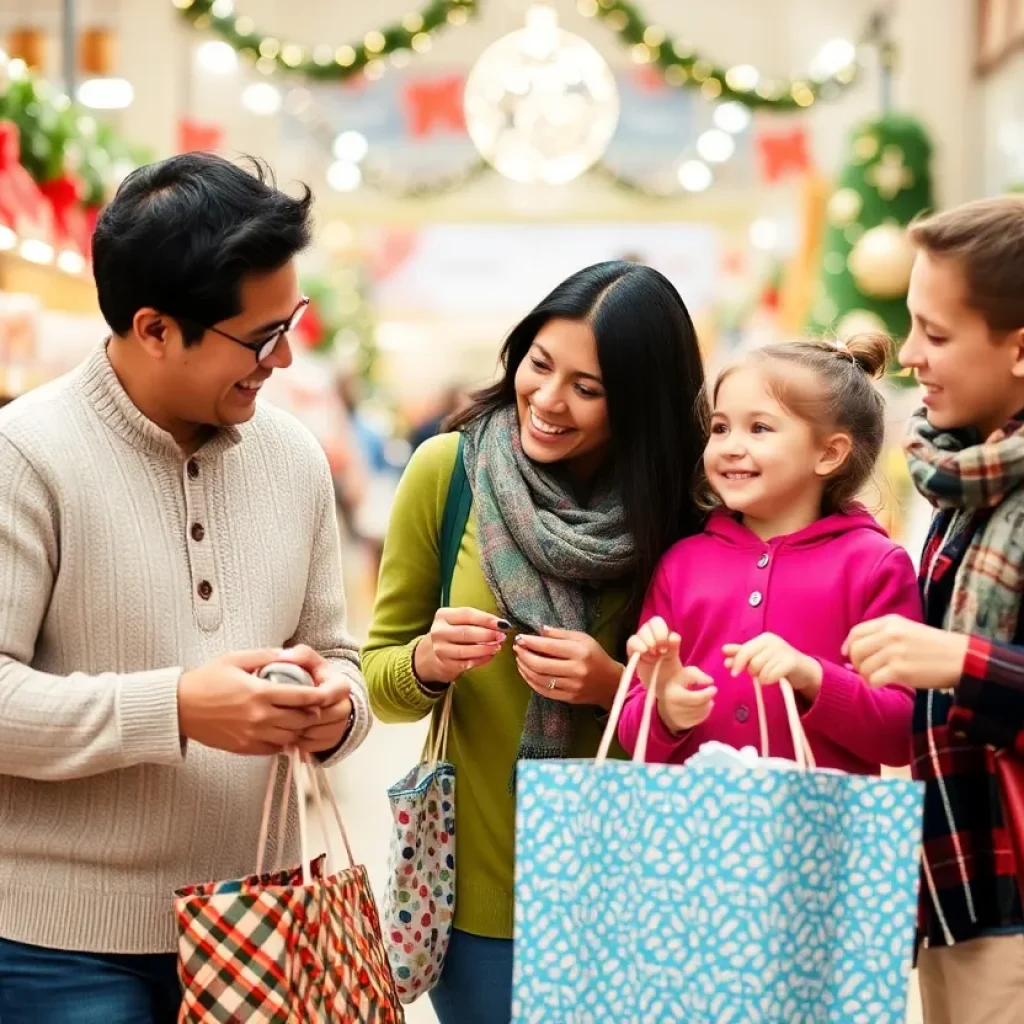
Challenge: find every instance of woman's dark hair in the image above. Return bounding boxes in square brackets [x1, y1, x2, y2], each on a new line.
[92, 152, 313, 344]
[449, 261, 710, 647]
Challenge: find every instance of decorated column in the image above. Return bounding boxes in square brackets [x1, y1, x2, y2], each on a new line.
[806, 113, 934, 379]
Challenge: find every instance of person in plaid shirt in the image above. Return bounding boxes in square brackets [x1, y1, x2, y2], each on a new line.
[845, 197, 1024, 1024]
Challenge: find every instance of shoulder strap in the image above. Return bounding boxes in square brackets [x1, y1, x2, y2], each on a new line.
[438, 434, 471, 607]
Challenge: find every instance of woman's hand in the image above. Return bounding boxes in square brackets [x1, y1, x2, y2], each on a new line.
[627, 617, 716, 733]
[513, 627, 622, 710]
[413, 607, 509, 685]
[723, 633, 823, 700]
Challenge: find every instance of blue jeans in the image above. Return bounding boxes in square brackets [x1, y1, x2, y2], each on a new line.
[0, 937, 180, 1024]
[429, 928, 513, 1024]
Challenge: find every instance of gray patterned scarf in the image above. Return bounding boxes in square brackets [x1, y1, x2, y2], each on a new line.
[461, 404, 634, 779]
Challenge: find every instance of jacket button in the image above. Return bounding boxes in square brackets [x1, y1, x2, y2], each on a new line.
[191, 522, 205, 542]
[187, 460, 200, 480]
[749, 591, 763, 607]
[197, 580, 213, 600]
[735, 705, 750, 723]
[757, 553, 769, 568]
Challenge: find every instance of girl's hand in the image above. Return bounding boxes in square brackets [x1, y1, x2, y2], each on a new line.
[627, 616, 686, 688]
[658, 673, 717, 733]
[627, 617, 716, 733]
[513, 627, 622, 710]
[723, 633, 822, 699]
[414, 607, 509, 685]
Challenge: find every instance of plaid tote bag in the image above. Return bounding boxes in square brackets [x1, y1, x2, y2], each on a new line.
[175, 749, 404, 1023]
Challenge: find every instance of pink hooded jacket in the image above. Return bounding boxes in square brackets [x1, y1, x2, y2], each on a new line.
[617, 506, 922, 773]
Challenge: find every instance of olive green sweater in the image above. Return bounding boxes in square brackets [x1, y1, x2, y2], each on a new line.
[362, 432, 628, 939]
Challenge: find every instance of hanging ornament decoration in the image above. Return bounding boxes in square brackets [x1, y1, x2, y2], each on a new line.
[847, 223, 915, 299]
[852, 131, 879, 164]
[463, 4, 619, 185]
[577, 0, 860, 110]
[828, 186, 862, 227]
[865, 143, 914, 200]
[835, 308, 889, 340]
[173, 0, 477, 81]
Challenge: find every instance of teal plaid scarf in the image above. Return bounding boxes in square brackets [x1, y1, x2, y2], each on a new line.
[462, 404, 634, 777]
[905, 409, 1024, 641]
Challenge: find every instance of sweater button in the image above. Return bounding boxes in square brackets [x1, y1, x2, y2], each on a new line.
[735, 705, 750, 723]
[757, 553, 769, 568]
[187, 459, 200, 480]
[749, 591, 763, 607]
[197, 580, 213, 600]
[191, 522, 205, 542]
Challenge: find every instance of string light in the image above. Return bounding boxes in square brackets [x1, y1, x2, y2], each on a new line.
[583, 1, 860, 110]
[174, 0, 479, 80]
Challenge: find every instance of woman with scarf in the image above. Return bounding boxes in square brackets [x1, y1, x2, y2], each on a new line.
[844, 197, 1024, 1024]
[362, 261, 709, 1023]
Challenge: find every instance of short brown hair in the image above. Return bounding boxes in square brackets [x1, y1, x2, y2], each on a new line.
[710, 334, 892, 515]
[909, 196, 1024, 333]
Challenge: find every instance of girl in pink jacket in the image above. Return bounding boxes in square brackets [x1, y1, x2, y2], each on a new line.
[618, 335, 921, 774]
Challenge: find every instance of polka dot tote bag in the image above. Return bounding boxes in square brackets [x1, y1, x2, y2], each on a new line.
[382, 690, 456, 1004]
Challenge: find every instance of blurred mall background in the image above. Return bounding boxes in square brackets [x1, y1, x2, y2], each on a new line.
[2, 1, 1022, 1018]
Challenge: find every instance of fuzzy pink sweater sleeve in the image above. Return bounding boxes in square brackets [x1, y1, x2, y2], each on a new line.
[801, 547, 921, 768]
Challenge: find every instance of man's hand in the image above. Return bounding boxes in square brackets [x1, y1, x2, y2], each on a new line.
[178, 648, 332, 756]
[295, 677, 353, 756]
[843, 615, 969, 690]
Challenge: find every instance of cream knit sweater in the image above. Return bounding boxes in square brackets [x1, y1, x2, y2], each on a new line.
[0, 342, 370, 954]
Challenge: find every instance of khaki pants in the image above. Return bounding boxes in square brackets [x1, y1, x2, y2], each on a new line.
[918, 935, 1024, 1024]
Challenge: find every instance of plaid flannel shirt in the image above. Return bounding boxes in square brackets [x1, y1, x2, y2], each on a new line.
[915, 508, 1024, 946]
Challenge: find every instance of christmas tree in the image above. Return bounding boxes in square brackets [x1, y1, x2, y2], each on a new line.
[806, 113, 934, 380]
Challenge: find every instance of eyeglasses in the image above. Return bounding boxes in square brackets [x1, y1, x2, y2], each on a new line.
[200, 296, 310, 364]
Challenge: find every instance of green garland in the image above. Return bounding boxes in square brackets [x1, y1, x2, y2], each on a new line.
[173, 0, 478, 81]
[361, 158, 490, 199]
[580, 0, 860, 110]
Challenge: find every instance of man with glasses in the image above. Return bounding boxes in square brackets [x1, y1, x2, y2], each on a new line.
[0, 152, 370, 1021]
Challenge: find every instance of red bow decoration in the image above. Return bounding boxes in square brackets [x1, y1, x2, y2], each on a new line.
[40, 173, 91, 262]
[0, 121, 54, 242]
[368, 228, 419, 281]
[84, 204, 102, 259]
[177, 118, 224, 154]
[756, 126, 812, 184]
[632, 65, 667, 93]
[402, 75, 466, 139]
[294, 300, 325, 349]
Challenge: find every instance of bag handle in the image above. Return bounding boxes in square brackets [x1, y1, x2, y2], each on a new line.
[596, 653, 654, 765]
[424, 687, 454, 766]
[596, 653, 815, 770]
[255, 749, 357, 885]
[422, 434, 470, 763]
[439, 433, 470, 610]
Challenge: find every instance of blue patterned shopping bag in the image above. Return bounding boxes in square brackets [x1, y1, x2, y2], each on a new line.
[513, 657, 924, 1024]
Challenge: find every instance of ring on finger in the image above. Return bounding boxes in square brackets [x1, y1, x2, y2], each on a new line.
[548, 678, 558, 691]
